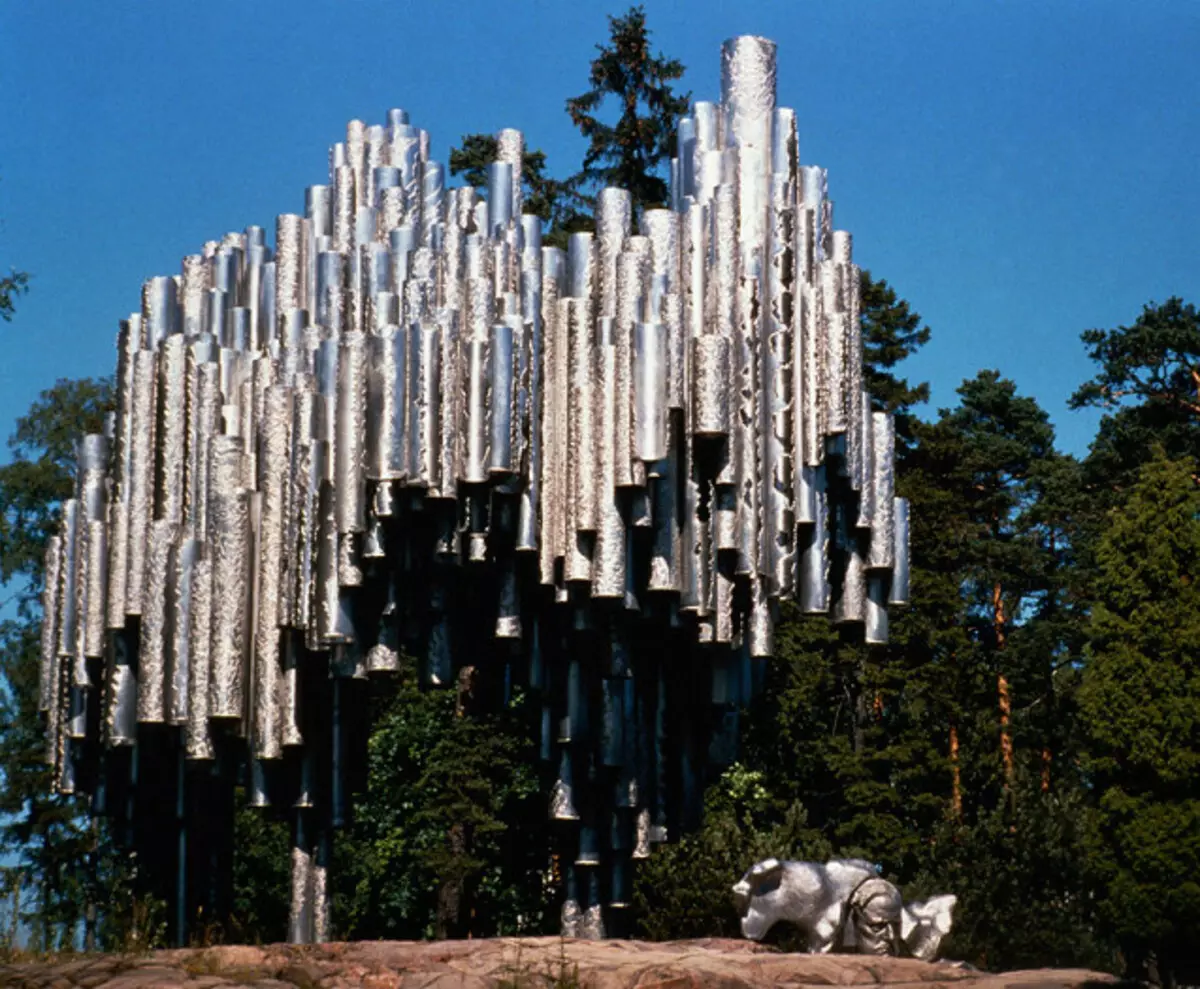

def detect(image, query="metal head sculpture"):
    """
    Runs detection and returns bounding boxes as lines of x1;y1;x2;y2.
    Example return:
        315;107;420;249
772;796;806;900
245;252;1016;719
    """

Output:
733;858;956;960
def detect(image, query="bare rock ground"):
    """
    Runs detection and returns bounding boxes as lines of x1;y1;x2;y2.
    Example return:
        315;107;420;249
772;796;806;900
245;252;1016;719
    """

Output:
0;937;1121;989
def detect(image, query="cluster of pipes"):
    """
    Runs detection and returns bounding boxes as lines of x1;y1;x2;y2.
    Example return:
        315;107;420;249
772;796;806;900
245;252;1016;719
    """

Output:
37;36;909;944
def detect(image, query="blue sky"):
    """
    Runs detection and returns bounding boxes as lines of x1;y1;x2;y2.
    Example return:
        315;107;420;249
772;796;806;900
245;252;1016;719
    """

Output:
1;0;1198;459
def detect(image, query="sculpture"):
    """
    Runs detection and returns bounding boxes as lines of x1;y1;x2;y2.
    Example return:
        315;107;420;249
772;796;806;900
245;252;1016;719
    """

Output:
38;34;911;945
732;858;956;960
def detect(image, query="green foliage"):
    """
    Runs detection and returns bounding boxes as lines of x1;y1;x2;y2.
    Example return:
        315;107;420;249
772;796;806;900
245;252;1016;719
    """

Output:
1;269;29;323
860;270;932;454
566;5;689;222
914;782;1116;972
228;793;291;944
634;765;830;940
0;377;113;596
0;376;116;953
1072;298;1200;491
337;662;551;939
1079;452;1200;982
448;134;590;249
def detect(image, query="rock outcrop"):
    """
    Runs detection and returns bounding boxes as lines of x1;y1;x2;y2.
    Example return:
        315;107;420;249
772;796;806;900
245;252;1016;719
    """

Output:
0;937;1119;989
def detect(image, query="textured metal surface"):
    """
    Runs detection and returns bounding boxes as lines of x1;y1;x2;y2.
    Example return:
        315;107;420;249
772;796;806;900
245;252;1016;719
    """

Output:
733;858;956;960
41;39;909;946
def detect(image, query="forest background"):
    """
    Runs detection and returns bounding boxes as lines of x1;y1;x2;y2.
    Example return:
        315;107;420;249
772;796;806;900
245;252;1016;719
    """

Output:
2;4;1200;986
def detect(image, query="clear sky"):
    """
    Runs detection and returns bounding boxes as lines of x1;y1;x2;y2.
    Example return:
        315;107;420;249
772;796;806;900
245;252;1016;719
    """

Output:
1;0;1197;459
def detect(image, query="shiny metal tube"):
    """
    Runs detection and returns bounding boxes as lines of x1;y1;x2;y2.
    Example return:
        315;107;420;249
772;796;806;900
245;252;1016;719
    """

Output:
142;275;180;346
332;165;355;255
592;335;624;599
207;436;250;720
633;320;668;462
868;412;896;570
647;423;681;594
275;215;307;317
420;161;444;248
799;467;830;613
567;299;597;533
889;497;911;606
595;188;630;316
124;350;157;616
167;536;200;725
692;335;730;437
367;325;406;481
155;335;188;526
487;161;513;236
181;254;209;338
38;535;62;713
137;519;175;722
335;333;367;533
496;127;523;218
566;232;594;303
615;247;648;487
464;336;490;484
316;251;347;335
108;653;138;749
253;385;292;758
489;320;515;475
407;322;441;487
433;307;461;498
865;573;889;645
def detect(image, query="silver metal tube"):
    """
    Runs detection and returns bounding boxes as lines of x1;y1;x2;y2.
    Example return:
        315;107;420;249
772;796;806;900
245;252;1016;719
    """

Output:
889;497;911;606
335;333;367;533
592;334;624;599
166;536;199;726
868;412;896;570
489;321;515;475
207;436;250;720
633;320;668;462
124;350;157;615
137;519;175;723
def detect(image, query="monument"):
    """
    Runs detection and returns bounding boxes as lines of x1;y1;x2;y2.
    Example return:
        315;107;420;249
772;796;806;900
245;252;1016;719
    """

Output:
38;35;911;945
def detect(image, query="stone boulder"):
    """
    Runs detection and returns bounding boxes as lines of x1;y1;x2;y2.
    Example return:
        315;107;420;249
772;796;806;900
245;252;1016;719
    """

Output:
0;937;1121;989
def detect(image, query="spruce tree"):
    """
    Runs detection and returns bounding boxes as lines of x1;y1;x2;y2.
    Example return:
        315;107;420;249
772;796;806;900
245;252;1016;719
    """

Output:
1079;452;1200;984
565;5;689;223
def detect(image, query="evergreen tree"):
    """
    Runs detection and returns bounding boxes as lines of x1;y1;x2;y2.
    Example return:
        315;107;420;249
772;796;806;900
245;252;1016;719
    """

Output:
1071;297;1200;490
337;659;550;940
860;270;931;457
565;5;689;223
0;376;114;949
1079;452;1200;984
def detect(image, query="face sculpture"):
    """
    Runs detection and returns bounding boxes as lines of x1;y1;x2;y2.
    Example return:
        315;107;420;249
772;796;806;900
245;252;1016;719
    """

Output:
848;877;903;956
732;858;957;960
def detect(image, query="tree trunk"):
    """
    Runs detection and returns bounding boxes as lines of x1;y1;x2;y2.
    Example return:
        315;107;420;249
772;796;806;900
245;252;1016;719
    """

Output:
7;871;19;949
949;724;963;821
435;824;466;940
993;582;1015;791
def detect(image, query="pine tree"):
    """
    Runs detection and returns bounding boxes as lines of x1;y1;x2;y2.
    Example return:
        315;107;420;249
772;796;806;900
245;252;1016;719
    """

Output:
566;5;689;223
1079;452;1200;984
1071;297;1200;490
